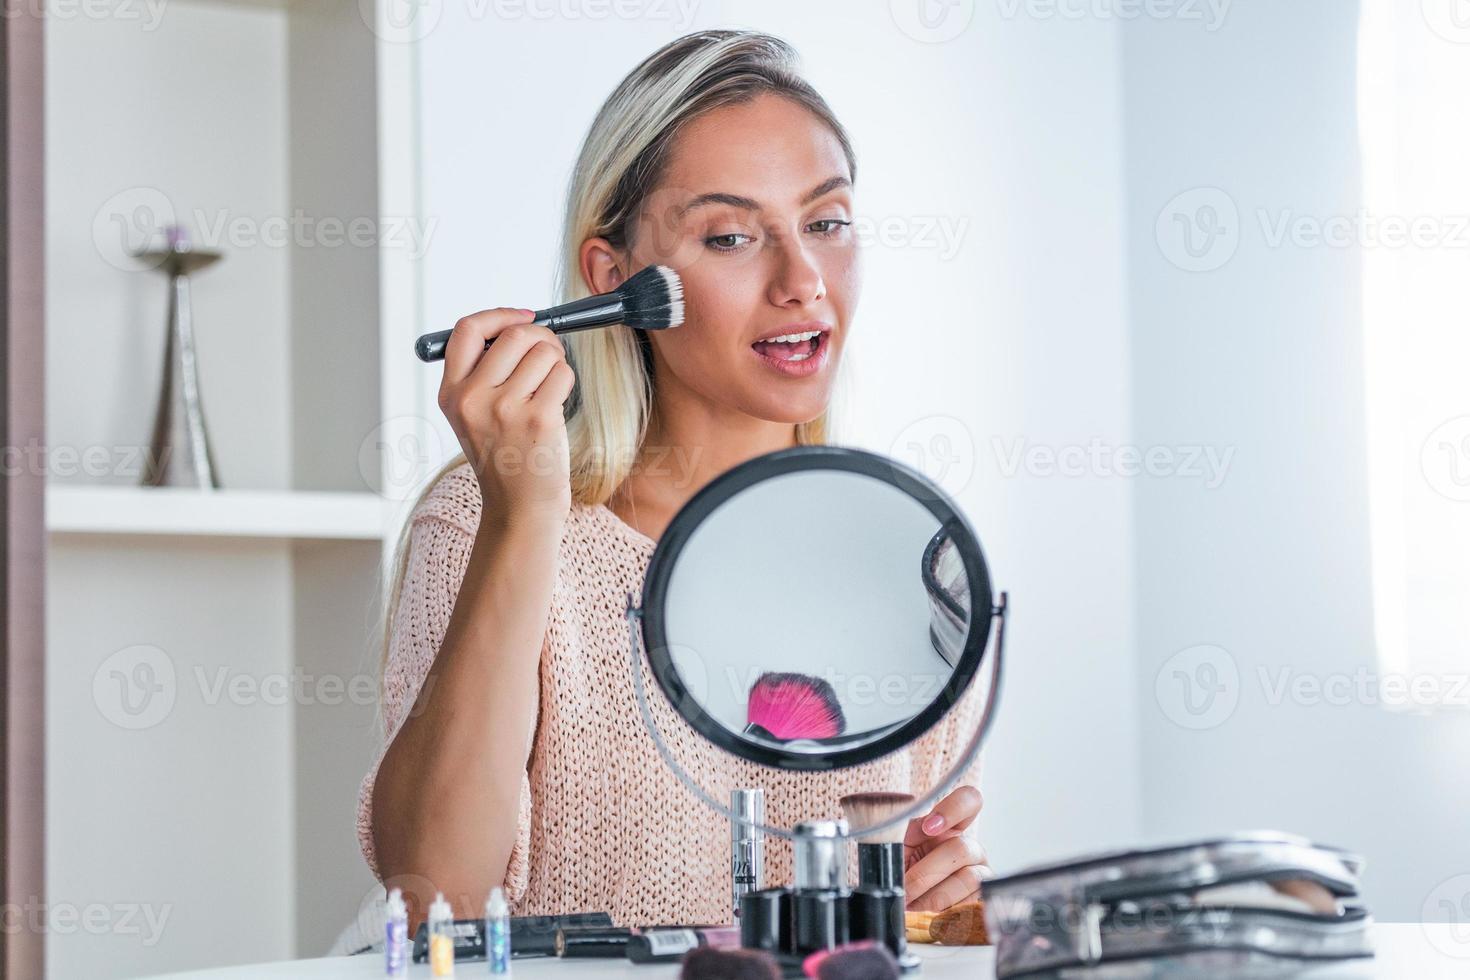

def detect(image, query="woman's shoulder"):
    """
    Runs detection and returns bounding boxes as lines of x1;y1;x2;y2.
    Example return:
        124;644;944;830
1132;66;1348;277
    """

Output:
408;459;484;537
407;459;610;542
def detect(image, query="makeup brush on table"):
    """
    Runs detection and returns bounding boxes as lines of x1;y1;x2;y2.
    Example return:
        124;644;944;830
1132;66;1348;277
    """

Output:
743;672;847;742
839;792;915;890
414;263;685;362
840;792;921;970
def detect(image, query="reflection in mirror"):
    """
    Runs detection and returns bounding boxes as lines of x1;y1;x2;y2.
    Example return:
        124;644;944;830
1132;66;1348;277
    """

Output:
661;469;972;756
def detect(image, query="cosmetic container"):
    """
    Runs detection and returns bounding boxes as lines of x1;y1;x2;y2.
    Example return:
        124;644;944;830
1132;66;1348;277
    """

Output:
731;788;765;922
428;892;455;977
484;887;510;974
385;887;409;978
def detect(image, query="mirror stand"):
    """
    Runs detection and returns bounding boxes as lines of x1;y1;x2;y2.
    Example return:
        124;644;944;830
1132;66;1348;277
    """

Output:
625;591;1009;972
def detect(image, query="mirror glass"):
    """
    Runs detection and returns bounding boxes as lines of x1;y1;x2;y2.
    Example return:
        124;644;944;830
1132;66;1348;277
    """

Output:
640;447;993;771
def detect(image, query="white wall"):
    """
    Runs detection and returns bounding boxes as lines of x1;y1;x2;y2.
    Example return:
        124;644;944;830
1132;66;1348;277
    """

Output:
412;1;1140;871
1121;0;1470;921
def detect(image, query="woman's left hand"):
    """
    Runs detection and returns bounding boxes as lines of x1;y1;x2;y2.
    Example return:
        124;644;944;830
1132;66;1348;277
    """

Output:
902;784;992;911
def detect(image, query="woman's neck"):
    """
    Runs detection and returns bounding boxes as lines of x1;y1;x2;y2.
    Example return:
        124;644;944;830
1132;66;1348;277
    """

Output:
609;393;800;543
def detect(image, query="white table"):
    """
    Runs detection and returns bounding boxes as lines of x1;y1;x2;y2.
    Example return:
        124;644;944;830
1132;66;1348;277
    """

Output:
139;925;1468;978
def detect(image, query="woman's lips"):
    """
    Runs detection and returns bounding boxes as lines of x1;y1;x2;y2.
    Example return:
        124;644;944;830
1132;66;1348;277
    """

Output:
750;330;830;377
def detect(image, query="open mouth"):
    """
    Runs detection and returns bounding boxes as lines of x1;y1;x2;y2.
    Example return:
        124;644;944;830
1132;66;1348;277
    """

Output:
750;329;825;362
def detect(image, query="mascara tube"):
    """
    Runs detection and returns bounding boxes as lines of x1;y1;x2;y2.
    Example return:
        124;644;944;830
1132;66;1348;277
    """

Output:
731;788;765;923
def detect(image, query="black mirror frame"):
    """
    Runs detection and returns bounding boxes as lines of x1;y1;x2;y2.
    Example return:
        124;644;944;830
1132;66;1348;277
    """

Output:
637;444;995;772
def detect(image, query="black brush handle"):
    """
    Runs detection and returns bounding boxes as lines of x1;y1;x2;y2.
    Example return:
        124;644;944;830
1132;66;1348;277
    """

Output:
414;295;627;362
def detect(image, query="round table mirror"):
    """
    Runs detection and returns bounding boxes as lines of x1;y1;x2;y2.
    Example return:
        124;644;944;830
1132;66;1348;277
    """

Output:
625;445;1007;841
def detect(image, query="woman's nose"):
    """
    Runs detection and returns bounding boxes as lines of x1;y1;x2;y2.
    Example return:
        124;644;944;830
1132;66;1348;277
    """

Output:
766;238;826;307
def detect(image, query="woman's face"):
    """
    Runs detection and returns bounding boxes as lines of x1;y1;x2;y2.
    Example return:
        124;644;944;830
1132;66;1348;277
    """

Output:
621;93;861;426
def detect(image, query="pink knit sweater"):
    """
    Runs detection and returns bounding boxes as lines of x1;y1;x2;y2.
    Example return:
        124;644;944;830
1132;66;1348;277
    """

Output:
356;460;987;927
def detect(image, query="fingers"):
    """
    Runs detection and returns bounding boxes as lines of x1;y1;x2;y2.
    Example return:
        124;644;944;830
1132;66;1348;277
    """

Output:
905;784;983;848
463;323;566;392
530;359;577;410
907;871;982;914
904;834;987;909
496;340;566;402
440;308;536;385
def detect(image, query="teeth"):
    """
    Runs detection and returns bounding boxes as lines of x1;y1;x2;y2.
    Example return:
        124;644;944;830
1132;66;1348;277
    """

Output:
758;330;821;344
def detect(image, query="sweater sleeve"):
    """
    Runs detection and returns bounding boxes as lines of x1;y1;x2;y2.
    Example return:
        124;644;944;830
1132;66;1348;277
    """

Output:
906;658;990;811
355;513;535;906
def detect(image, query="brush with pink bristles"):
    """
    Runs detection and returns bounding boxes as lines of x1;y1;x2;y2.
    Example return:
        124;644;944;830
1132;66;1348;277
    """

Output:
743;672;847;742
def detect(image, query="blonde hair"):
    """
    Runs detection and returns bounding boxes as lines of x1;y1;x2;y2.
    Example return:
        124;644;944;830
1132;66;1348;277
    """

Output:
378;30;857;682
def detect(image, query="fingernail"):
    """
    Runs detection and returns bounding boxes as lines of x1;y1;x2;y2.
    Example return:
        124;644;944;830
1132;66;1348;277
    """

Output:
922;813;946;835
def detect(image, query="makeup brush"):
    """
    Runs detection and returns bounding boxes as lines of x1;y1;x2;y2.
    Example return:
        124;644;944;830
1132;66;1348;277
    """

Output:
414;264;685;362
839;792;916;890
678;945;782;980
743;672;846;742
802;941;900;980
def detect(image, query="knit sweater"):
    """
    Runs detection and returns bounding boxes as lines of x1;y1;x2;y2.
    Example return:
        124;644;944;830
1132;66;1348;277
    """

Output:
356;460;988;927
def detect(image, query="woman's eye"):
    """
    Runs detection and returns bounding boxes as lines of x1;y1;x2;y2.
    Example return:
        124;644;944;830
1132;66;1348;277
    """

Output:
811;218;858;236
808;218;853;237
706;232;752;252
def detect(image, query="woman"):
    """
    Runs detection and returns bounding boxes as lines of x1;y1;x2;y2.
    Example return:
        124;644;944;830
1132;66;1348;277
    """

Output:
358;29;991;929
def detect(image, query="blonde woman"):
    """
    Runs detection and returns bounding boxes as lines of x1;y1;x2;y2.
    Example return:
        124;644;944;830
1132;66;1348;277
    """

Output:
358;29;992;930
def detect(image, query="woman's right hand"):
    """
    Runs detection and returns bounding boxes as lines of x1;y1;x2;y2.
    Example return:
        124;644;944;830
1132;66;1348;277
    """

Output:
436;308;576;527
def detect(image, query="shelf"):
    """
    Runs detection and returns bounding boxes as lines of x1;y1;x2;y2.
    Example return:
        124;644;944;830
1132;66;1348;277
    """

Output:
46;484;396;541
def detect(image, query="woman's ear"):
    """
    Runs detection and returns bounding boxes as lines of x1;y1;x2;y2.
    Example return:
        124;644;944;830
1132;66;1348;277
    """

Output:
579;237;627;295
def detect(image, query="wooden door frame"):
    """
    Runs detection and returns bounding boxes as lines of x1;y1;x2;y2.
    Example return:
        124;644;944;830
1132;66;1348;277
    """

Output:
2;1;46;977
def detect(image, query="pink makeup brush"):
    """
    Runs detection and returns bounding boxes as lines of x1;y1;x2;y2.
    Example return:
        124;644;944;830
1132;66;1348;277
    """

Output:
744;672;847;742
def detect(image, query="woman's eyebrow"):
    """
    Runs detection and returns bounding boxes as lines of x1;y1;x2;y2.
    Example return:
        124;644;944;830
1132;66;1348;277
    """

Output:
678;175;851;217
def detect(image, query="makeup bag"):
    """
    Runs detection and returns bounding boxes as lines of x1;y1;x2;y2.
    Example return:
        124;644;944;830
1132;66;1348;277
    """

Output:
982;831;1374;978
923;522;969;668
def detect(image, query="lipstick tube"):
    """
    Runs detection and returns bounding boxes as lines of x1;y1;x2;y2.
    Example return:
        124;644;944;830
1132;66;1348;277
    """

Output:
731;788;765;923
